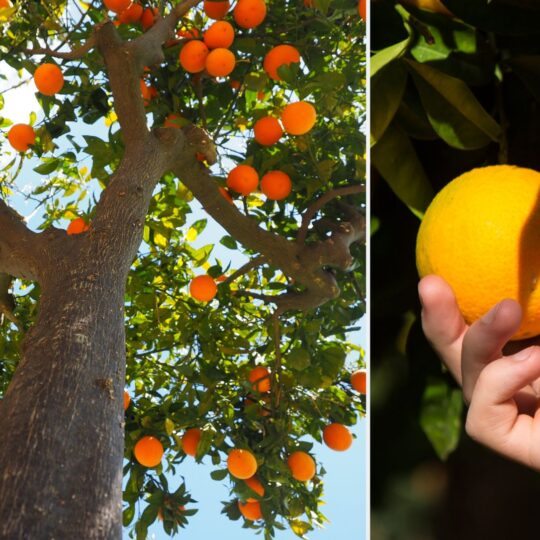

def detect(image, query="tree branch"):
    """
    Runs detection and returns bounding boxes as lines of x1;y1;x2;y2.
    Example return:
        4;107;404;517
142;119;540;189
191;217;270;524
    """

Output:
24;36;97;60
222;256;265;285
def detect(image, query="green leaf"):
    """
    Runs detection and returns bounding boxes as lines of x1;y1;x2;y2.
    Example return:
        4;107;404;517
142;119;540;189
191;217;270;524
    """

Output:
33;159;60;175
220;235;237;250
371;28;412;78
509;55;540;103
370;61;408;145
287;348;311;371
371;121;433;218
210;468;228;481
420;378;463;460
406;59;501;149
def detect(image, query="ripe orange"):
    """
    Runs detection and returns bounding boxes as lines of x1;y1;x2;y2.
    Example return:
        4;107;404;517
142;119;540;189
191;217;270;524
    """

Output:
260;170;291;201
233;0;267;29
179;40;210;73
0;0;11;7
238;500;262;521
358;0;366;19
164;113;183;128
287;451;316;482
226;164;259;196
244;475;265;502
248;366;271;393
190;275;218;302
323;423;353;451
7;124;35;152
134;436;164;467
281;102;316;135
141;6;158;30
104;0;131;13
219;186;234;204
400;0;452;16
351;370;366;394
205;48;236;77
203;21;235;49
181;428;202;457
230;79;241;91
177;27;201;39
253;116;283;146
417;165;540;340
67;217;89;235
204;0;230;19
263;45;300;81
123;390;131;410
118;2;143;23
140;79;152;105
228;448;258;479
34;63;64;96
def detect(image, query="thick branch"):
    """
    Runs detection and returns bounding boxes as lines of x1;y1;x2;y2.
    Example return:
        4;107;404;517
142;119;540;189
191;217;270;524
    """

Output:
24;36;96;60
297;184;364;244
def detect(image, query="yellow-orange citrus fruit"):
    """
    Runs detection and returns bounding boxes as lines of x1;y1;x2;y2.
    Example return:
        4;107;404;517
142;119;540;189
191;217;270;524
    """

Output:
204;0;230;19
323;423;353;451
260;170;291;201
140;79;153;105
400;0;452;16
34;63;64;96
351;370;366;393
141;6;158;30
123;390;131;410
164;113;184;128
244;475;265;502
104;0;131;13
179;40;209;73
230;79;241;90
219;186;234;204
227;448;258;479
238;500;262;520
263;45;300;81
182;428;202;457
358;0;366;19
287;451;315;482
67;217;89;235
177;27;201;40
227;164;259;196
254;116;283;146
8;124;35;152
205;48;236;77
248;366;271;393
233;0;266;29
416;165;540;341
190;275;218;302
118;2;143;23
0;0;11;8
281;102;316;135
204;21;235;49
133;436;164;467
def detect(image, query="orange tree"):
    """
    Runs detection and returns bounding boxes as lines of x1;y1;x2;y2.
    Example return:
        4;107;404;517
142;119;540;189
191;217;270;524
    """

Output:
371;1;540;538
0;0;364;538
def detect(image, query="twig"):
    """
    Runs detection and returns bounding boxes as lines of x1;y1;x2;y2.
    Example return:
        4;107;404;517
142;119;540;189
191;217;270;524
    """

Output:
222;256;265;285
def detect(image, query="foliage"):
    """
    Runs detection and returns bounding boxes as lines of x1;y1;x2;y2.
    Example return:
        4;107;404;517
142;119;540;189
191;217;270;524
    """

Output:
0;0;365;538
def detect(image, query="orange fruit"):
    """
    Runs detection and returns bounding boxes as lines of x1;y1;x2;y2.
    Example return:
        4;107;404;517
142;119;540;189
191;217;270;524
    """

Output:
140;79;153;105
228;448;258;479
0;0;11;7
7;124;35;152
238;500;262;520
254;116;283;146
323;423;353;451
123;390;131;410
226;164;259;196
104;0;131;13
205;48;236;77
141;6;158;30
351;370;366;394
244;475;265;502
118;2;143;23
177;27;201;39
400;0;452;16
230;79;241;90
190;275;218;302
67;218;89;235
263;45;301;81
181;428;202;457
233;0;266;29
164;113;183;128
179;40;210;73
204;0;230;19
358;0;366;19
260;170;291;201
248;366;271;393
158;504;186;521
219;186;234;204
134;436;164;467
34;63;64;96
203;21;235;49
416;165;540;340
287;451;315;482
281;102;316;135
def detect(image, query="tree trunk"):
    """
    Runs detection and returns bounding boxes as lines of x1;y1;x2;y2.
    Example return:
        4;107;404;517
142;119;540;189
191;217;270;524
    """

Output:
0;264;127;539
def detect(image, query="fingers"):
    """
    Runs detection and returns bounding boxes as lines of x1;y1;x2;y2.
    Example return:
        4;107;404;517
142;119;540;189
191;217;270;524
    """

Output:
418;275;467;383
466;346;540;468
461;299;522;403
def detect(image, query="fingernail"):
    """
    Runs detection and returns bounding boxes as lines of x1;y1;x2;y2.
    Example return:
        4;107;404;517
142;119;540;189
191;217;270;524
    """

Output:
514;347;533;361
482;303;501;324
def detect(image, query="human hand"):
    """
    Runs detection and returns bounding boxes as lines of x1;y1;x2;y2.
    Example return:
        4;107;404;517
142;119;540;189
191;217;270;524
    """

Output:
418;274;540;471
